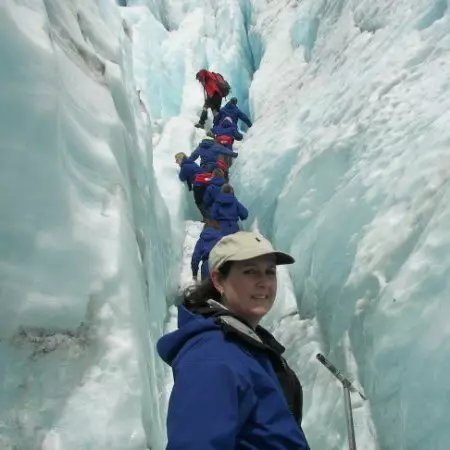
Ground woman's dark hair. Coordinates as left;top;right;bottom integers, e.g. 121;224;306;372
221;183;233;194
183;261;233;310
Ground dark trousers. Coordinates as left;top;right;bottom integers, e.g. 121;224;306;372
193;185;207;217
198;93;222;125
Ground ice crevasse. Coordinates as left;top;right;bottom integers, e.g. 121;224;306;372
1;0;450;449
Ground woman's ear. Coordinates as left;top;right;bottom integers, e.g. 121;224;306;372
210;270;223;294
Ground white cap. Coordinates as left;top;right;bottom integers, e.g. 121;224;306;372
209;231;295;272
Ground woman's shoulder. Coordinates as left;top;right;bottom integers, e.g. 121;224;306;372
173;302;267;372
174;325;253;372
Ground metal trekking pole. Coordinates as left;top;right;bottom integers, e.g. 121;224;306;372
316;353;367;450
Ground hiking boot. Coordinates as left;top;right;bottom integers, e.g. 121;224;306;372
194;123;204;129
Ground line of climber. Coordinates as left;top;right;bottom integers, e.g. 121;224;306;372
175;69;253;283
163;69;310;450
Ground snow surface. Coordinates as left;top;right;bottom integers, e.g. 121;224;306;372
2;0;450;449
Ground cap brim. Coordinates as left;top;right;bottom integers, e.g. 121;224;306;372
225;248;295;266
273;251;295;265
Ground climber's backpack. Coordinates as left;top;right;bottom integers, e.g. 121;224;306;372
215;135;234;146
193;173;213;185
210;72;231;97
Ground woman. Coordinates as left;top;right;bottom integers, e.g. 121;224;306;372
202;167;226;212
211;184;248;236
157;231;310;449
175;151;211;219
174;152;202;191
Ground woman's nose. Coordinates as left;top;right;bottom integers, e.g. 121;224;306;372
256;273;271;287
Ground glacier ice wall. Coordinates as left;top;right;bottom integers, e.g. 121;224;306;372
0;1;177;449
2;0;450;448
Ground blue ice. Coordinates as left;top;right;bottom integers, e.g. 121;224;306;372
2;0;450;449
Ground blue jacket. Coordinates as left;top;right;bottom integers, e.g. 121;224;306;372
211;117;243;141
157;306;309;449
211;192;248;223
189;139;238;172
214;101;252;127
203;177;226;208
178;159;203;190
191;227;223;279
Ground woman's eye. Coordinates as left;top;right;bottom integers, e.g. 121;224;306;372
243;267;276;276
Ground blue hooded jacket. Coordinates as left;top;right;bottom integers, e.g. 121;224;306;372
178;159;203;190
211;192;248;223
191;227;223;280
203;177;226;209
211;117;243;141
189;138;238;172
157;305;309;450
214;100;252;127
211;193;249;236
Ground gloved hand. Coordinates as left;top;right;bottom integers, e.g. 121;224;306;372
232;152;238;158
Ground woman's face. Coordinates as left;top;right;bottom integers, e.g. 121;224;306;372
212;254;278;327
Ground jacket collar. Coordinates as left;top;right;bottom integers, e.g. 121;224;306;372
205;299;285;354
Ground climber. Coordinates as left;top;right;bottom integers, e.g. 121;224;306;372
191;218;223;282
202;167;226;214
213;97;252;128
191;171;214;220
210;184;249;236
189;132;238;172
175;152;202;191
195;69;230;129
211;116;244;144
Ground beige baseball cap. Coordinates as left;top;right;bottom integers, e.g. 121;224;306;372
209;231;295;272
